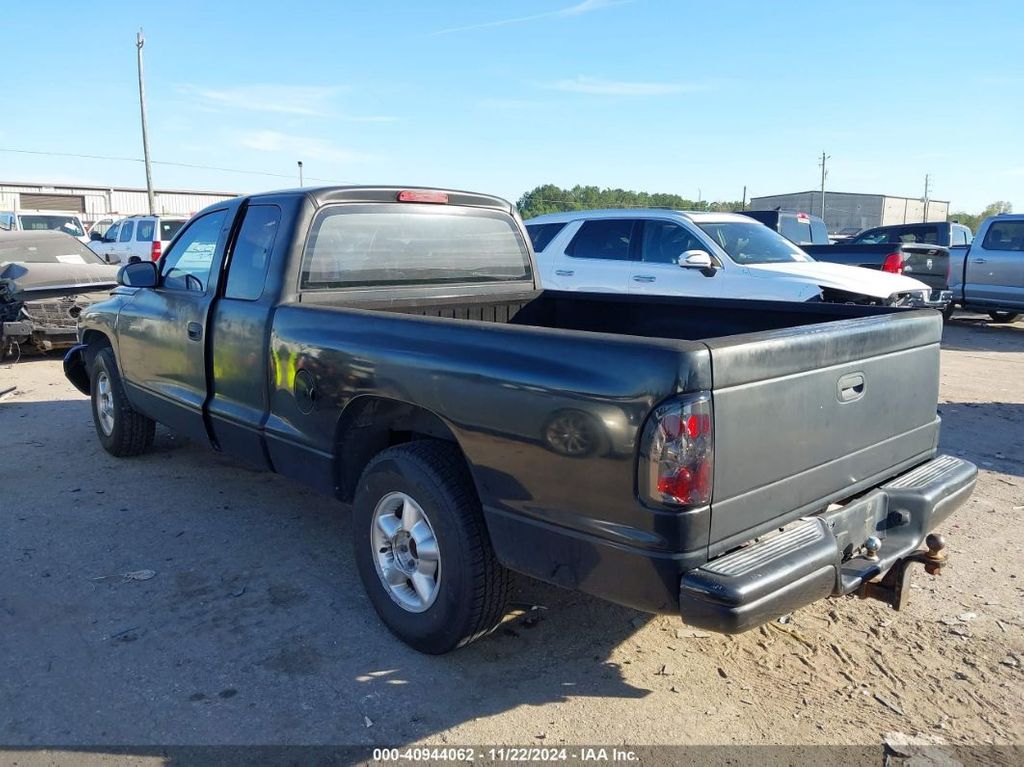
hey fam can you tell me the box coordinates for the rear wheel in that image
[353,440,510,654]
[90,347,155,457]
[988,311,1021,324]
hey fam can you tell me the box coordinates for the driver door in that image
[115,206,235,443]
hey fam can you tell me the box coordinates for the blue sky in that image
[2,0,1021,211]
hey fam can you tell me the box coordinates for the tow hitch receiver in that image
[858,533,947,611]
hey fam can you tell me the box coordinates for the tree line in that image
[516,185,1014,235]
[947,201,1013,233]
[516,184,744,220]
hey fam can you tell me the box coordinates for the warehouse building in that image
[748,190,949,233]
[0,180,238,225]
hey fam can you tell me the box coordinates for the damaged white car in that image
[1,231,118,358]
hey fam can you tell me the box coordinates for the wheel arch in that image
[334,395,470,503]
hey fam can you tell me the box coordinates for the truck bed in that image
[293,288,941,563]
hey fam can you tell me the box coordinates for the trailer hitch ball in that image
[922,533,947,576]
[858,532,949,610]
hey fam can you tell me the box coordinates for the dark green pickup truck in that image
[64,186,976,653]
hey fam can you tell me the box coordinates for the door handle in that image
[554,269,575,277]
[187,322,203,341]
[837,372,865,403]
[972,258,987,264]
[632,275,656,283]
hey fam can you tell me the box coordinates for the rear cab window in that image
[300,204,532,289]
[525,222,567,253]
[566,219,639,260]
[779,215,812,245]
[136,220,155,241]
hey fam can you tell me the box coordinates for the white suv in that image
[525,209,934,305]
[88,215,188,265]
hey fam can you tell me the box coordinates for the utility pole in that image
[136,29,156,216]
[697,187,702,210]
[297,161,304,187]
[818,151,830,220]
[923,173,931,221]
[741,185,747,210]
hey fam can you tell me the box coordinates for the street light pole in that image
[297,161,304,187]
[923,173,931,221]
[136,29,156,216]
[818,151,830,221]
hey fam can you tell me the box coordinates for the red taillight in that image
[641,393,714,507]
[397,190,449,204]
[881,252,903,274]
[151,240,162,261]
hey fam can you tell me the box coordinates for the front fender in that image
[63,343,90,395]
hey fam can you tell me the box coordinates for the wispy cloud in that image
[239,130,367,163]
[179,83,395,122]
[433,0,627,35]
[478,98,543,110]
[545,76,708,96]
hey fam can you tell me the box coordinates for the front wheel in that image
[988,311,1021,324]
[90,347,155,457]
[353,441,510,654]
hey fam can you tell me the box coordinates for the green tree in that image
[947,201,1013,234]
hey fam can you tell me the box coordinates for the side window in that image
[104,222,120,242]
[981,221,1024,252]
[525,222,567,253]
[118,221,134,242]
[161,210,227,292]
[225,205,281,301]
[136,220,155,242]
[566,219,638,260]
[640,221,705,264]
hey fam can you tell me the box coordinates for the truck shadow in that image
[938,401,1024,480]
[0,396,653,750]
[942,315,1024,353]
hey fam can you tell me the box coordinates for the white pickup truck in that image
[526,209,935,306]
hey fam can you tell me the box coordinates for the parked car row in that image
[62,185,978,654]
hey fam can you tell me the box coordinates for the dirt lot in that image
[1,314,1022,756]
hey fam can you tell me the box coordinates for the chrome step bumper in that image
[678,454,977,633]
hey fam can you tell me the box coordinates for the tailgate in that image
[705,310,942,555]
[901,245,949,290]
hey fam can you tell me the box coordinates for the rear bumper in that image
[908,289,953,310]
[678,454,976,632]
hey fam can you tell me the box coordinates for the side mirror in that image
[117,260,159,288]
[89,230,103,241]
[677,250,716,270]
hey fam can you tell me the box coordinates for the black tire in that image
[988,311,1021,324]
[941,303,956,322]
[89,347,156,457]
[353,440,511,654]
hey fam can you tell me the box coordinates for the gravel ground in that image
[0,313,1021,759]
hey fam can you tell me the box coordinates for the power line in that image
[0,147,343,183]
